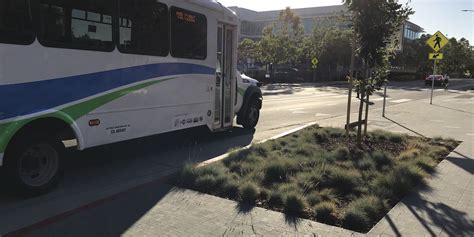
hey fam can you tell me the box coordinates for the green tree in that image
[344,0,413,145]
[238,38,257,67]
[256,7,305,66]
[439,38,473,78]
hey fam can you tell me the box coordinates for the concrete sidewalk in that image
[9,90,474,236]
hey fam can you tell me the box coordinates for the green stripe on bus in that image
[0,78,174,154]
[238,87,246,96]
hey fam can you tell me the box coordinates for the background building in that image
[230,5,423,45]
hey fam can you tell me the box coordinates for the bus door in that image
[214,24,235,129]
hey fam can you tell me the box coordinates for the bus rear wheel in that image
[240,97,261,129]
[5,135,64,196]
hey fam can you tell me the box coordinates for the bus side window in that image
[118,0,169,57]
[0,0,35,45]
[170,7,207,60]
[37,0,116,52]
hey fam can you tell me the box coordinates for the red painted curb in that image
[4,174,175,237]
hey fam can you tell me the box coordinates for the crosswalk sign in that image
[427,31,448,52]
[429,53,443,60]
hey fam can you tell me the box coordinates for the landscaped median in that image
[175,125,458,233]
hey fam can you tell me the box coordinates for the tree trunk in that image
[356,83,365,146]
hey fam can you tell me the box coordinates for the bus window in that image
[118,0,169,57]
[170,7,207,60]
[0,0,35,45]
[38,0,115,52]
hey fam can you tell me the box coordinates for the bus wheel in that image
[5,135,64,195]
[241,97,261,129]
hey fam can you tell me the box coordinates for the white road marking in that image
[371,98,390,102]
[466,134,474,136]
[315,113,330,117]
[430,120,444,123]
[289,108,305,111]
[390,99,413,103]
[292,111,309,114]
[444,126,460,129]
[322,103,338,106]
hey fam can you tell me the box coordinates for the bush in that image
[314,130,329,143]
[314,202,337,224]
[195,163,227,177]
[371,151,393,169]
[295,144,320,157]
[195,175,218,192]
[318,189,339,203]
[372,165,425,201]
[268,192,284,208]
[414,156,436,173]
[357,157,376,170]
[325,128,346,138]
[307,192,322,206]
[398,148,421,160]
[347,196,386,226]
[427,146,449,158]
[177,164,197,187]
[222,181,240,198]
[327,168,361,195]
[342,208,370,232]
[240,183,259,203]
[389,133,404,143]
[284,192,306,214]
[371,130,389,141]
[333,146,351,161]
[264,159,297,183]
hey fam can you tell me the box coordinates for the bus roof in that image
[186,0,239,23]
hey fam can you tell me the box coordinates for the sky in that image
[218,0,474,44]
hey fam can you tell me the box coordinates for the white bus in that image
[0,0,262,194]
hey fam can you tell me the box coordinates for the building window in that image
[170,7,207,60]
[0,0,35,45]
[38,0,116,52]
[118,0,168,56]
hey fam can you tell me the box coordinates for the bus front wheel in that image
[240,97,261,129]
[5,134,64,196]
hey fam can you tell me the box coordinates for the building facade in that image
[229,5,423,44]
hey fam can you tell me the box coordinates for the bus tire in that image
[240,96,261,129]
[4,134,64,196]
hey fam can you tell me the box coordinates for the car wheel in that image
[241,97,261,129]
[5,135,64,196]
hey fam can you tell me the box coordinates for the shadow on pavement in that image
[0,126,256,236]
[383,116,426,138]
[446,151,474,175]
[402,192,474,236]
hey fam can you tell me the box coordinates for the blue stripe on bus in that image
[0,63,215,120]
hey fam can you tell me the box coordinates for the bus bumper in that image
[0,153,3,167]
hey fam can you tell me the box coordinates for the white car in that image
[239,71,262,87]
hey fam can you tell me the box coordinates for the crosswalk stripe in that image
[390,99,413,103]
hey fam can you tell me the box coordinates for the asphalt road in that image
[0,78,473,235]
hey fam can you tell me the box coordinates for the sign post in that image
[426,31,448,105]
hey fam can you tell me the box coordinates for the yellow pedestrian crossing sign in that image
[312,58,319,66]
[426,31,448,52]
[429,53,443,60]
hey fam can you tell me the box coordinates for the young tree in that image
[344,0,413,145]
